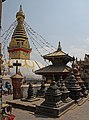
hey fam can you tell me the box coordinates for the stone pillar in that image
[11,74,23,99]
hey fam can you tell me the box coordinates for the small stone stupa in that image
[66,72,82,102]
[36,78,74,117]
[59,76,71,103]
[36,81,64,117]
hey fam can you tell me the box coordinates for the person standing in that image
[7,82,11,95]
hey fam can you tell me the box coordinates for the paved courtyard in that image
[2,95,89,120]
[12,100,89,120]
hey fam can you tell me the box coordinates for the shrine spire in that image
[8,5,32,60]
[57,41,62,51]
[16,5,25,20]
[20,5,22,11]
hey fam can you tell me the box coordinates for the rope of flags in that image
[1,20,55,65]
[24,21,56,51]
[26,27,50,53]
[1,20,17,59]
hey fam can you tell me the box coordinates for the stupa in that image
[4,5,43,82]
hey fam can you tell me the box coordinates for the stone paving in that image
[2,95,89,120]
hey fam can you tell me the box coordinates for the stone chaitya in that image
[59,76,71,103]
[36,81,63,117]
[41,81,63,108]
[76,54,89,89]
[66,72,81,102]
[36,79,74,117]
[72,60,88,97]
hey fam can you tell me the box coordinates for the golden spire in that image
[12,5,27,39]
[16,5,25,21]
[57,41,62,51]
[8,5,32,60]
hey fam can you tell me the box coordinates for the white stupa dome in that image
[4,59,44,81]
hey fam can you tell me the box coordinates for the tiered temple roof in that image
[35,42,73,80]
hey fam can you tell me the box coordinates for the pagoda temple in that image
[3,5,43,81]
[35,42,73,82]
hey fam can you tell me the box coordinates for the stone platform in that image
[5,95,89,118]
[2,94,89,119]
[6,97,74,117]
[6,97,44,112]
[36,100,74,118]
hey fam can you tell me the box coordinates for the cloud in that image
[68,46,89,60]
[86,38,89,43]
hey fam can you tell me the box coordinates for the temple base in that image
[35,100,74,118]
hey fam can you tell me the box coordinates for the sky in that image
[1,0,89,64]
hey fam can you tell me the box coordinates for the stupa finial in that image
[57,41,62,51]
[16,5,25,19]
[20,5,22,11]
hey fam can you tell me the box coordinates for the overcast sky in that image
[1,0,89,63]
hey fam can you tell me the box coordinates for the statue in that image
[27,83,34,99]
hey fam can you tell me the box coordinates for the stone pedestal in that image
[11,74,23,99]
[66,73,81,102]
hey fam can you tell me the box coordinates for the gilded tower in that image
[8,5,32,60]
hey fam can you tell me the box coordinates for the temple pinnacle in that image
[20,5,22,11]
[57,41,62,51]
[16,5,25,20]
